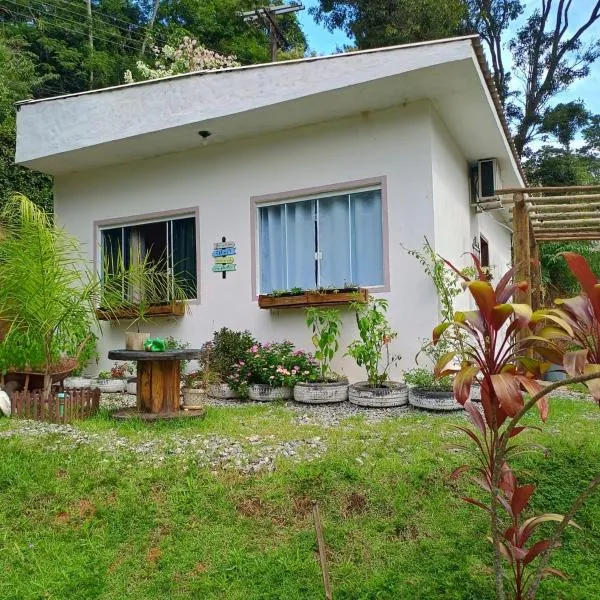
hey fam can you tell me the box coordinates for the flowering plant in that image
[110,362,134,379]
[227,341,319,393]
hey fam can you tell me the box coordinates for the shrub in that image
[305,307,343,381]
[228,342,319,393]
[200,328,257,382]
[403,367,452,392]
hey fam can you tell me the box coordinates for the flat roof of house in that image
[15,35,524,185]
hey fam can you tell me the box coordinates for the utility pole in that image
[238,3,304,62]
[141,0,161,56]
[86,0,94,88]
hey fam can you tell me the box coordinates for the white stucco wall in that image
[55,102,440,381]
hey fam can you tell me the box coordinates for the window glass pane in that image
[259,204,286,293]
[172,217,197,299]
[285,200,316,290]
[351,190,384,286]
[318,195,352,288]
[101,228,122,276]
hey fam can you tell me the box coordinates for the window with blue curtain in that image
[257,188,384,293]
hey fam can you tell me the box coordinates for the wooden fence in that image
[10,388,101,423]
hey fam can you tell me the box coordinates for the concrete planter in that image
[294,378,349,404]
[349,381,408,408]
[208,383,241,399]
[409,388,461,411]
[126,377,137,395]
[248,384,293,402]
[64,376,93,389]
[93,378,127,393]
[182,387,207,408]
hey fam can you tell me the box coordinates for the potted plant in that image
[201,328,257,399]
[229,341,319,402]
[346,297,407,407]
[0,195,100,401]
[294,307,349,404]
[99,248,189,350]
[93,362,133,393]
[181,369,216,408]
[403,339,461,411]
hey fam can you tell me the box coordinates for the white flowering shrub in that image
[124,37,241,83]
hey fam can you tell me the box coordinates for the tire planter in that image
[470,383,481,402]
[182,387,207,408]
[349,381,408,408]
[93,378,127,393]
[63,376,93,389]
[409,388,461,411]
[208,383,241,399]
[248,384,293,402]
[294,378,349,404]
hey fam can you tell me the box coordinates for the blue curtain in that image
[285,200,316,290]
[259,204,286,293]
[319,195,352,287]
[351,190,384,286]
[172,217,197,299]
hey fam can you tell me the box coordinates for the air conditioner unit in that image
[477,158,498,200]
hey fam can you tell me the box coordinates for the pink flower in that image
[239,361,245,366]
[250,345,259,353]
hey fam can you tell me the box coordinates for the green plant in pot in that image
[228,341,319,402]
[100,247,189,351]
[0,195,99,400]
[202,328,257,399]
[346,297,407,408]
[294,308,349,404]
[181,368,217,408]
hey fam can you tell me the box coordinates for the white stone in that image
[0,391,11,417]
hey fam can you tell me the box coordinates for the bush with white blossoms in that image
[124,37,241,83]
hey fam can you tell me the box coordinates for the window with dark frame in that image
[480,235,490,268]
[101,215,197,300]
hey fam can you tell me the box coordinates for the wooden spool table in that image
[108,349,203,419]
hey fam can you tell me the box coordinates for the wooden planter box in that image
[258,288,369,309]
[96,302,186,321]
[11,388,101,423]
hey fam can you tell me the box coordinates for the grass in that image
[0,397,599,599]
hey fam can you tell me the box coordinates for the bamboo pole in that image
[537,236,600,241]
[533,218,600,227]
[503,193,600,204]
[529,222,541,310]
[533,212,600,220]
[313,502,332,600]
[497,186,600,195]
[525,202,600,212]
[513,192,531,306]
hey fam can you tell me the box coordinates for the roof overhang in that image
[15,35,524,187]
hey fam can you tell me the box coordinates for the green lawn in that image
[0,397,599,599]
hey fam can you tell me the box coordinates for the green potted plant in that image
[0,195,99,400]
[202,328,257,399]
[294,307,349,404]
[229,341,319,402]
[346,297,407,407]
[181,369,217,408]
[93,362,133,393]
[99,248,189,351]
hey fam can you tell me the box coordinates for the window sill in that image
[96,302,186,321]
[258,288,369,310]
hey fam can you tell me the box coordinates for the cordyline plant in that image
[434,254,600,600]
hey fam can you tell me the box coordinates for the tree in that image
[509,1,600,155]
[0,34,52,211]
[539,101,590,153]
[310,0,467,50]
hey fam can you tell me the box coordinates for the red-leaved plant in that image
[435,254,600,600]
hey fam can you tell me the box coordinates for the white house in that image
[15,35,524,380]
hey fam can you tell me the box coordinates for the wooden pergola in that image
[479,185,600,309]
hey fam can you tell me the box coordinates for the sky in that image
[296,0,600,117]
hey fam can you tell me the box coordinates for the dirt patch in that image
[393,523,422,541]
[342,492,368,517]
[146,546,162,565]
[292,495,313,518]
[236,497,267,519]
[78,499,97,519]
[190,562,207,576]
[55,469,67,479]
[54,511,70,525]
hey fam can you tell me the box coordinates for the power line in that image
[53,0,149,33]
[3,4,141,53]
[4,0,146,39]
